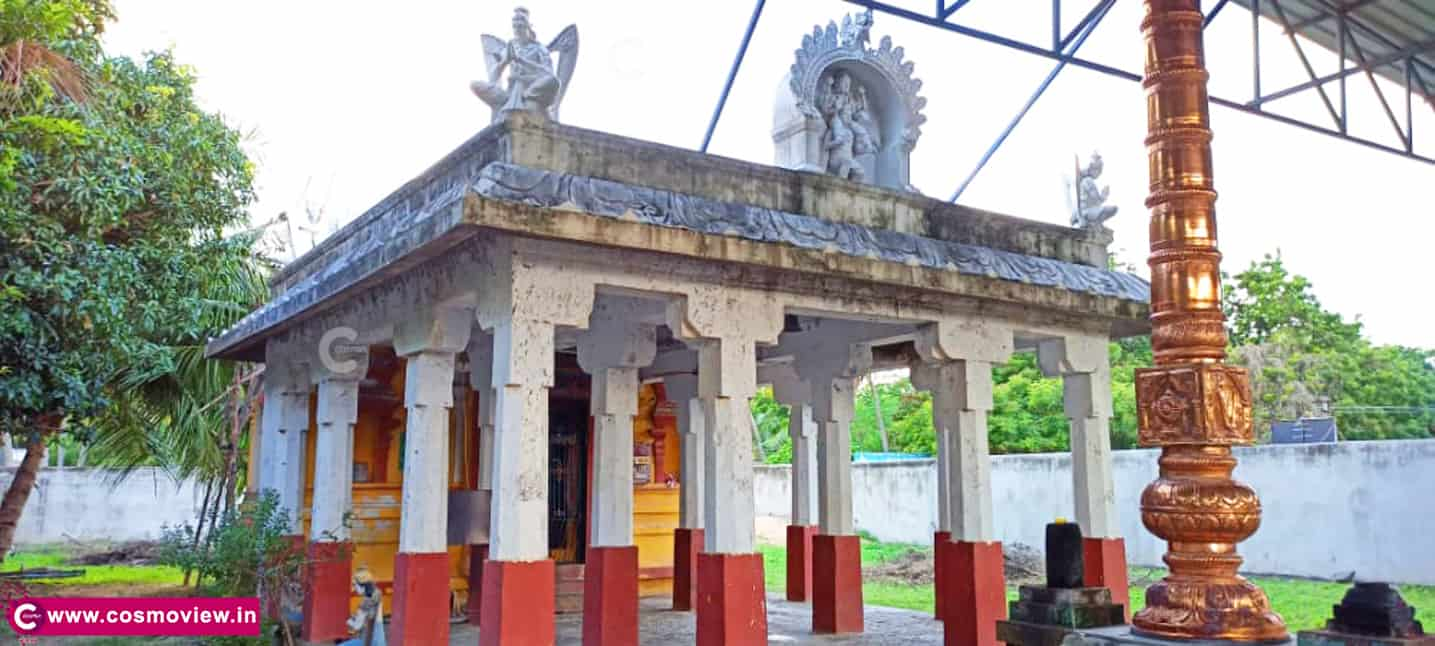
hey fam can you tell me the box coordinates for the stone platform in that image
[1075,625,1296,646]
[443,595,943,644]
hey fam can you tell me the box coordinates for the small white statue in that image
[1070,152,1118,230]
[471,7,579,123]
[338,567,385,646]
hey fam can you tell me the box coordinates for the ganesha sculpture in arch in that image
[773,9,928,193]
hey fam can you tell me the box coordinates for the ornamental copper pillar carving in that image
[1132,1,1289,641]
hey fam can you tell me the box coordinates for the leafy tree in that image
[1226,255,1434,440]
[0,0,255,559]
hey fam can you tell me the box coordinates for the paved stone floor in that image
[446,595,945,644]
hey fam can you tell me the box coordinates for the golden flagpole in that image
[1131,1,1289,641]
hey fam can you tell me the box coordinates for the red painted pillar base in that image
[673,528,704,611]
[934,530,951,621]
[391,552,451,646]
[466,543,488,625]
[785,525,816,603]
[1082,537,1130,620]
[267,535,306,622]
[812,534,864,634]
[301,541,352,641]
[481,559,556,645]
[944,540,1006,646]
[583,546,639,646]
[696,552,768,646]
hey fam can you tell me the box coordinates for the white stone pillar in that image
[911,363,956,535]
[664,374,703,530]
[1066,370,1116,537]
[945,360,995,542]
[589,366,639,546]
[698,338,760,554]
[394,307,471,554]
[813,379,856,536]
[468,332,496,493]
[272,367,311,534]
[311,376,360,541]
[398,349,457,553]
[577,315,655,550]
[487,316,554,562]
[788,404,818,526]
[768,366,818,527]
[1037,337,1119,538]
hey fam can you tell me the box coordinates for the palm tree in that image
[89,229,275,526]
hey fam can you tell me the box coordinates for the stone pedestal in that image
[934,530,951,621]
[583,545,639,646]
[812,533,863,634]
[1083,538,1130,620]
[1297,582,1432,646]
[696,552,768,646]
[300,541,352,641]
[391,551,451,646]
[466,543,487,625]
[946,540,1007,646]
[481,559,557,645]
[673,528,703,611]
[786,524,816,602]
[998,587,1125,646]
[1075,625,1295,646]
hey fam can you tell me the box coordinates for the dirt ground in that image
[862,541,1046,586]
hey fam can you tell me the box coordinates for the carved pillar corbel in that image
[390,304,473,646]
[913,319,1012,646]
[302,340,369,641]
[1037,335,1129,617]
[576,304,656,646]
[764,363,819,604]
[667,288,784,646]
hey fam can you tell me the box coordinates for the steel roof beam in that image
[833,0,1433,166]
[700,0,766,153]
[1253,38,1435,104]
[1270,0,1343,129]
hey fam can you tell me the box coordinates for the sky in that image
[101,1,1434,349]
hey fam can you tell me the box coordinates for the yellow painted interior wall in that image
[299,360,685,616]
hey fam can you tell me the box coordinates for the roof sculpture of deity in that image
[1069,151,1118,230]
[471,7,579,123]
[773,9,927,192]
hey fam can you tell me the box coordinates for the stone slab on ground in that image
[442,594,944,644]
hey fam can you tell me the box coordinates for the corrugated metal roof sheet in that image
[1233,0,1435,106]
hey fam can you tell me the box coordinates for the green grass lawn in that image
[759,541,1435,631]
[4,549,185,587]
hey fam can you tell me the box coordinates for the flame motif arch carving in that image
[788,20,928,151]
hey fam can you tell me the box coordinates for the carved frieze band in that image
[472,163,1150,303]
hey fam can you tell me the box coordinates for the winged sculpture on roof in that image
[471,7,579,123]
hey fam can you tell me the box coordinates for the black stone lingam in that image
[997,520,1124,646]
[1329,583,1424,638]
[1046,519,1084,589]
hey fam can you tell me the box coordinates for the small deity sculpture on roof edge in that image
[1071,151,1118,231]
[472,7,579,124]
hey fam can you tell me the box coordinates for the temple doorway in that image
[548,354,591,564]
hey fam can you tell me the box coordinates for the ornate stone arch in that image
[773,10,927,192]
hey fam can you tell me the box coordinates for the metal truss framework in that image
[700,0,1434,203]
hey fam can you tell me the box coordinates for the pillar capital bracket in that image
[394,304,475,357]
[909,359,994,413]
[913,320,1014,365]
[760,363,811,408]
[1036,335,1108,377]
